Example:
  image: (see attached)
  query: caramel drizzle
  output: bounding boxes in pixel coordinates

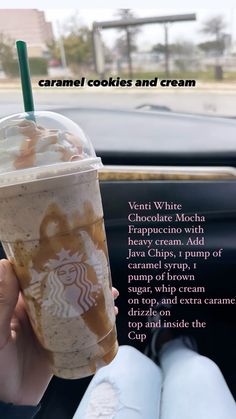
[13,121,83,170]
[14,122,41,169]
[13,201,114,355]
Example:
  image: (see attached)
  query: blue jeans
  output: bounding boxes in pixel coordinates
[73,339,236,419]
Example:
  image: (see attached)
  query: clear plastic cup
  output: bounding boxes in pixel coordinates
[0,111,118,378]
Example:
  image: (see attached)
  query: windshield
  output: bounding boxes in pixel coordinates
[0,8,235,118]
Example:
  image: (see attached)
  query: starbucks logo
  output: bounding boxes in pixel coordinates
[25,231,106,318]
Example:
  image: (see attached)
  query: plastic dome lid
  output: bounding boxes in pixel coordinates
[0,111,102,185]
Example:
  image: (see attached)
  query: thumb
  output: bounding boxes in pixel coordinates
[0,260,19,349]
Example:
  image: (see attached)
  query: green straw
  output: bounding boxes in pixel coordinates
[16,40,35,113]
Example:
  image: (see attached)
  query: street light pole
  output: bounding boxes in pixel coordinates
[164,23,169,77]
[57,21,67,76]
[126,27,133,78]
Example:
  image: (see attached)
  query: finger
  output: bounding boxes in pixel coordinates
[0,260,19,349]
[114,306,119,316]
[14,292,29,323]
[112,287,119,300]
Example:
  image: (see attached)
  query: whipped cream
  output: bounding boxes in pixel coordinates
[0,118,84,173]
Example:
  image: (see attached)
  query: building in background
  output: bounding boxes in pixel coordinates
[0,9,54,57]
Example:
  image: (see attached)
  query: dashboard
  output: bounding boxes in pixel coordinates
[55,107,236,166]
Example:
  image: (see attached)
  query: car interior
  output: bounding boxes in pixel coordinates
[1,107,235,418]
[1,4,236,418]
[11,108,232,419]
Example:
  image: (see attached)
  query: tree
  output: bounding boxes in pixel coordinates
[114,9,141,77]
[47,40,60,62]
[152,41,196,72]
[0,34,18,77]
[201,15,227,56]
[62,27,93,66]
[48,15,93,74]
[114,9,139,55]
[172,41,196,72]
[153,41,194,55]
[198,40,225,56]
[201,15,225,38]
[152,43,168,54]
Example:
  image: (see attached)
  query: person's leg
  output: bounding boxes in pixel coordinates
[159,337,236,419]
[73,345,162,419]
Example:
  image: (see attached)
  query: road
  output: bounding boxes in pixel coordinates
[0,87,236,117]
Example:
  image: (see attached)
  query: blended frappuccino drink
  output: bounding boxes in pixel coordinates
[0,111,118,379]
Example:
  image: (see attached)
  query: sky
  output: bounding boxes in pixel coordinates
[3,0,236,8]
[0,3,235,51]
[44,9,235,51]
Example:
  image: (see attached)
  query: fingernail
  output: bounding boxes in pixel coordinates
[0,261,6,282]
[114,288,119,299]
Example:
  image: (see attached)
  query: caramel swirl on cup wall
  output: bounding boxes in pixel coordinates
[12,201,114,359]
